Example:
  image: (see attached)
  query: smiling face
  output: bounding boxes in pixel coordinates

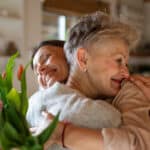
[85,37,130,98]
[33,45,69,89]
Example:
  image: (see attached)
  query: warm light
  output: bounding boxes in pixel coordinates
[40,0,45,3]
[58,16,66,40]
[1,9,9,17]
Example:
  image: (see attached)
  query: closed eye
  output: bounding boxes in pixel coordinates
[116,58,128,68]
[40,54,51,64]
[116,58,122,64]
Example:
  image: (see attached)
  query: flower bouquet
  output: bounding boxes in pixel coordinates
[0,53,59,150]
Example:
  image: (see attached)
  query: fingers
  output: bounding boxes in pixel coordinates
[29,127,37,133]
[42,111,55,120]
[130,77,146,91]
[2,71,6,79]
[130,75,150,101]
[131,75,150,85]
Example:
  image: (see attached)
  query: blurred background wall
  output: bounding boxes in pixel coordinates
[0,0,150,96]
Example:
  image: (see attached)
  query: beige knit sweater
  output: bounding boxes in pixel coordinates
[102,81,150,150]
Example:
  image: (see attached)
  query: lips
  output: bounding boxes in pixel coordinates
[38,63,62,88]
[112,78,122,83]
[42,66,59,87]
[111,78,123,89]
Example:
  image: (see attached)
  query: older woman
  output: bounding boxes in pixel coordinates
[44,12,150,150]
[27,11,133,149]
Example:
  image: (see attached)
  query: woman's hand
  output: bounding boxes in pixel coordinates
[130,75,150,101]
[29,127,38,134]
[42,111,104,150]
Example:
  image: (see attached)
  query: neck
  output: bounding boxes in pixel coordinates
[66,67,98,99]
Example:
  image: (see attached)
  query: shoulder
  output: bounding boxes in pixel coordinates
[29,90,43,99]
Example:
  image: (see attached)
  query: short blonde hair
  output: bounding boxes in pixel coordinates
[83,22,139,51]
[64,11,139,65]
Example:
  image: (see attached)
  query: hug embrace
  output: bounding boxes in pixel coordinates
[27,11,150,150]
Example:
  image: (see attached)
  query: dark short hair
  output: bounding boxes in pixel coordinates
[31,40,65,69]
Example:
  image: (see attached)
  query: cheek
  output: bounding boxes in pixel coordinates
[109,65,119,75]
[62,63,69,76]
[105,60,119,74]
[97,62,119,82]
[51,57,62,66]
[58,62,69,79]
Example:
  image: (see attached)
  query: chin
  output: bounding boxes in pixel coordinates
[112,89,120,97]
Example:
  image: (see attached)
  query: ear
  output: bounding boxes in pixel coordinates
[76,47,88,71]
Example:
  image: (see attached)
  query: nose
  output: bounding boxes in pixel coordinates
[120,65,130,79]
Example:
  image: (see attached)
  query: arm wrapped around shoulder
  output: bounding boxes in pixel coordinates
[60,93,122,129]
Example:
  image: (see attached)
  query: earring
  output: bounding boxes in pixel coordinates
[83,68,87,72]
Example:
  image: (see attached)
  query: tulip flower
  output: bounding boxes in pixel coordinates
[17,64,24,80]
[2,71,6,79]
[0,54,59,150]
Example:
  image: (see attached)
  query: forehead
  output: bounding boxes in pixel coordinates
[33,45,64,65]
[91,37,129,59]
[37,45,63,55]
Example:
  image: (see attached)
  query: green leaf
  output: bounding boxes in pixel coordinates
[6,88,21,111]
[0,87,7,106]
[3,122,23,145]
[38,112,60,145]
[25,136,38,146]
[28,145,43,150]
[0,111,5,130]
[20,144,43,150]
[0,56,59,149]
[20,61,31,116]
[0,130,14,150]
[5,52,19,92]
[5,104,28,136]
[0,74,8,105]
[24,136,43,150]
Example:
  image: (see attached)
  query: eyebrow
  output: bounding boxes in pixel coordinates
[112,52,128,61]
[40,53,51,58]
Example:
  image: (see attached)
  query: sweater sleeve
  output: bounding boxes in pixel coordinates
[59,93,122,129]
[102,81,150,150]
[26,91,45,127]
